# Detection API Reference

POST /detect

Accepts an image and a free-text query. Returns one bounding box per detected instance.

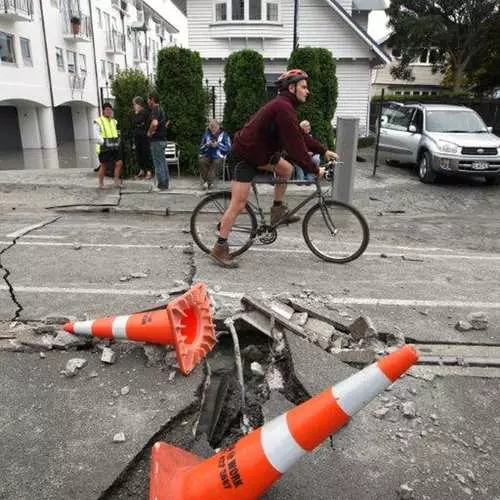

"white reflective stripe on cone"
[73,320,94,336]
[112,316,130,339]
[333,364,391,416]
[260,413,306,474]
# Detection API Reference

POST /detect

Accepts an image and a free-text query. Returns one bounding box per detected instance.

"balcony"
[63,12,92,43]
[105,30,126,54]
[0,0,33,21]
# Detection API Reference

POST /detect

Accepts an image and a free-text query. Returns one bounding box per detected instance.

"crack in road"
[0,217,61,321]
[184,242,197,285]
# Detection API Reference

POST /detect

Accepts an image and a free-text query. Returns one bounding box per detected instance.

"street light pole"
[293,0,299,50]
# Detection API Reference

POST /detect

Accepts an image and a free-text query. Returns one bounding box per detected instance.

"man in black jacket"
[211,69,338,268]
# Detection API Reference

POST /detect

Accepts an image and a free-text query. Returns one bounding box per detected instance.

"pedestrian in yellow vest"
[94,102,123,189]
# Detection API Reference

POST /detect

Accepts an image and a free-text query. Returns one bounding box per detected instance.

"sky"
[368,10,391,42]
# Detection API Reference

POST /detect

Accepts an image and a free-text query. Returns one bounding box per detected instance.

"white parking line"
[1,284,498,309]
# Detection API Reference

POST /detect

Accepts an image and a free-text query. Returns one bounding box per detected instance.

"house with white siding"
[171,0,390,136]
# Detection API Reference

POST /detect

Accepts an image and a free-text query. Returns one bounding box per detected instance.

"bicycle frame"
[249,176,333,229]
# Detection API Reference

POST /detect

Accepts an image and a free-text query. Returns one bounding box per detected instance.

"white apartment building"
[0,0,185,152]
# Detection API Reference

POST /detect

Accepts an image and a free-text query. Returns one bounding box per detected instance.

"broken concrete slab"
[330,348,377,365]
[261,391,295,423]
[0,347,204,500]
[304,317,336,343]
[52,331,89,350]
[284,330,355,397]
[349,316,377,341]
[233,310,273,338]
[269,301,295,320]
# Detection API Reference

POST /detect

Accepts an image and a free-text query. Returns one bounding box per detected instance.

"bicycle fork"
[319,199,338,236]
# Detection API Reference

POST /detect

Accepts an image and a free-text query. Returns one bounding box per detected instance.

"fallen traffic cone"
[149,344,419,499]
[63,282,216,375]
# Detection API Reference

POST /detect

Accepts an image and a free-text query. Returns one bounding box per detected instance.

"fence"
[370,97,500,135]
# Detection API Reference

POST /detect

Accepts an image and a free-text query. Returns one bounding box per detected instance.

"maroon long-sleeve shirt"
[232,91,327,175]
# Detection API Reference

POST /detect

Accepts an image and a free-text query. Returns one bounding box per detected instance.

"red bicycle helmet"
[276,68,309,90]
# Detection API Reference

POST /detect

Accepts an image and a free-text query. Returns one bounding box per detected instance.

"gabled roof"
[323,0,391,64]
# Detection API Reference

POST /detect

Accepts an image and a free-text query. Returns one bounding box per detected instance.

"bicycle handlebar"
[323,160,343,181]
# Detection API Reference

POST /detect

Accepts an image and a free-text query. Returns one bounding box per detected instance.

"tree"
[223,50,267,136]
[287,47,338,148]
[111,69,152,177]
[156,47,206,174]
[387,0,499,92]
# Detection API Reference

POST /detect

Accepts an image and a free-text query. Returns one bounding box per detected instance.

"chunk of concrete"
[455,320,473,332]
[101,347,116,364]
[284,331,355,397]
[17,329,54,351]
[290,312,308,327]
[52,331,88,350]
[270,301,295,320]
[466,312,488,330]
[62,358,87,377]
[304,317,336,342]
[349,316,377,341]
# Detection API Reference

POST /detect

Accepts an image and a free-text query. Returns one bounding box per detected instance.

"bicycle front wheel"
[190,191,257,257]
[303,200,369,263]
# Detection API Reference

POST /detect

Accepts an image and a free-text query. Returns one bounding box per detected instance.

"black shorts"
[99,149,121,165]
[233,152,281,183]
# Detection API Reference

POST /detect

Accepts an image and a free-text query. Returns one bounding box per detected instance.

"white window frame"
[79,53,87,75]
[96,7,103,28]
[56,47,65,70]
[67,50,76,73]
[213,0,279,23]
[0,32,16,64]
[20,37,32,66]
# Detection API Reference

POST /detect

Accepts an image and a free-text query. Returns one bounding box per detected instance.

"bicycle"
[190,161,369,263]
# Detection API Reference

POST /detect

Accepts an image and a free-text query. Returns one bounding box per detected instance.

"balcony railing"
[105,30,125,54]
[0,0,33,20]
[133,42,146,62]
[62,11,92,42]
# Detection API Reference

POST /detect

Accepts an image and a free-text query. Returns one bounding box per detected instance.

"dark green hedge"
[156,47,206,174]
[223,50,267,135]
[287,47,338,149]
[110,69,153,178]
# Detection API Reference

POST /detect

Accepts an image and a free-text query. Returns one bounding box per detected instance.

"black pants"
[134,136,154,173]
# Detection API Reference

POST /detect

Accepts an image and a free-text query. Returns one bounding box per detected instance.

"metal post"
[372,88,385,176]
[211,86,216,119]
[333,117,359,205]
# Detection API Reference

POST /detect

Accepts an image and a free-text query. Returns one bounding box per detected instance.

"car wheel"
[418,151,437,184]
[484,175,500,186]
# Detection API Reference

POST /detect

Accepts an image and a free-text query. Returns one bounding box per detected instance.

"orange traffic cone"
[149,344,418,499]
[63,282,216,375]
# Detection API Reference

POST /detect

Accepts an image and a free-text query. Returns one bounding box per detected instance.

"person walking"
[199,119,232,189]
[147,92,170,191]
[94,102,122,189]
[132,96,153,180]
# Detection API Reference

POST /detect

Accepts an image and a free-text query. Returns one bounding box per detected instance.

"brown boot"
[210,242,239,268]
[270,205,301,225]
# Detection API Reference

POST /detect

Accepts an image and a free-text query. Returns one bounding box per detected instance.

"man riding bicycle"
[211,68,339,268]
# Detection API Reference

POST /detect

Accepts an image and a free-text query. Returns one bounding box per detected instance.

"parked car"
[378,103,500,184]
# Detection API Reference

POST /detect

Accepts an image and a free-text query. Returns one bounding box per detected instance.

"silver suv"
[379,103,500,184]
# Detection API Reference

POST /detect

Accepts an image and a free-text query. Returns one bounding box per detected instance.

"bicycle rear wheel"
[303,200,369,263]
[190,191,257,257]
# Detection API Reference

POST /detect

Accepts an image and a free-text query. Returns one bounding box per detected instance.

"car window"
[425,110,487,133]
[382,107,414,131]
[411,109,423,132]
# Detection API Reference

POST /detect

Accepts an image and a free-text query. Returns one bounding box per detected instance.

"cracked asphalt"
[0,150,499,499]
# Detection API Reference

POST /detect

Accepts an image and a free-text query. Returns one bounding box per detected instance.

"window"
[419,49,428,64]
[20,37,32,66]
[100,59,106,77]
[0,32,16,64]
[56,47,65,70]
[103,12,111,33]
[429,49,438,64]
[232,0,244,20]
[249,0,261,19]
[115,63,120,74]
[410,109,423,132]
[96,8,102,28]
[381,106,414,131]
[79,53,86,75]
[266,1,278,21]
[67,50,76,73]
[215,2,227,21]
[107,60,114,79]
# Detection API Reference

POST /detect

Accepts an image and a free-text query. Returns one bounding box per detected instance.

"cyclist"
[211,68,339,268]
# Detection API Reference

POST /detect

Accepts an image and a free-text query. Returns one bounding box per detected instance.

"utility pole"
[293,0,299,50]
